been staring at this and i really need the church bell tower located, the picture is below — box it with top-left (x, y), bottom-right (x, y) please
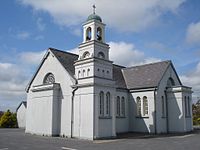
top-left (74, 5), bottom-right (113, 83)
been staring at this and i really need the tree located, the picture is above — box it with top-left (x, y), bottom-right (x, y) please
top-left (0, 111), bottom-right (4, 119)
top-left (193, 100), bottom-right (200, 125)
top-left (0, 110), bottom-right (18, 128)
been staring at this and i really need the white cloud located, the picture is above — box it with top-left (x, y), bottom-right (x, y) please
top-left (186, 21), bottom-right (200, 45)
top-left (19, 50), bottom-right (46, 65)
top-left (69, 41), bottom-right (161, 66)
top-left (17, 31), bottom-right (30, 40)
top-left (108, 41), bottom-right (161, 66)
top-left (36, 17), bottom-right (46, 31)
top-left (18, 0), bottom-right (185, 32)
top-left (0, 50), bottom-right (46, 111)
top-left (180, 62), bottom-right (200, 101)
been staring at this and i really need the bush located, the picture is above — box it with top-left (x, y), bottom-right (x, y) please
top-left (193, 103), bottom-right (200, 126)
top-left (0, 110), bottom-right (18, 128)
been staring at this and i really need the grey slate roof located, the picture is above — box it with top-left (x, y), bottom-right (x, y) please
top-left (50, 48), bottom-right (78, 78)
top-left (122, 61), bottom-right (171, 89)
top-left (49, 48), bottom-right (173, 90)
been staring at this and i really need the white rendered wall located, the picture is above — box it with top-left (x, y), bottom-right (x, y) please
top-left (26, 50), bottom-right (75, 137)
top-left (156, 65), bottom-right (181, 133)
top-left (73, 86), bottom-right (94, 139)
top-left (17, 104), bottom-right (26, 128)
top-left (129, 91), bottom-right (155, 133)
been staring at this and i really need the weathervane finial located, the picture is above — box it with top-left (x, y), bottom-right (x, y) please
top-left (93, 4), bottom-right (96, 14)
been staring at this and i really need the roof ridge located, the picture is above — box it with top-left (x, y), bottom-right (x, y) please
top-left (49, 47), bottom-right (78, 56)
top-left (113, 64), bottom-right (126, 68)
top-left (123, 60), bottom-right (171, 70)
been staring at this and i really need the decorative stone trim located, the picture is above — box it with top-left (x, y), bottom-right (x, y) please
top-left (31, 83), bottom-right (60, 92)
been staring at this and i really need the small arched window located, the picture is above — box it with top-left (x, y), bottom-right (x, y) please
top-left (167, 77), bottom-right (175, 87)
top-left (97, 52), bottom-right (105, 59)
top-left (116, 96), bottom-right (120, 116)
top-left (143, 96), bottom-right (148, 116)
top-left (121, 97), bottom-right (125, 117)
top-left (106, 92), bottom-right (111, 116)
top-left (96, 27), bottom-right (102, 41)
top-left (136, 97), bottom-right (141, 116)
top-left (99, 91), bottom-right (104, 116)
top-left (86, 27), bottom-right (92, 41)
top-left (83, 70), bottom-right (86, 77)
top-left (82, 51), bottom-right (90, 59)
top-left (43, 73), bottom-right (55, 84)
top-left (87, 69), bottom-right (90, 76)
top-left (78, 70), bottom-right (81, 78)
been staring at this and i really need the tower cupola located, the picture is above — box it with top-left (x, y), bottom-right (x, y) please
top-left (82, 5), bottom-right (105, 43)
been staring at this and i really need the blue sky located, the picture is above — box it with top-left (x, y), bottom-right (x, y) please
top-left (0, 0), bottom-right (200, 111)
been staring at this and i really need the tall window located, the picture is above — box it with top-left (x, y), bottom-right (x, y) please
top-left (121, 97), bottom-right (125, 117)
top-left (185, 96), bottom-right (188, 117)
top-left (99, 91), bottom-right (104, 116)
top-left (86, 27), bottom-right (91, 41)
top-left (136, 97), bottom-right (141, 116)
top-left (116, 96), bottom-right (120, 116)
top-left (143, 96), bottom-right (148, 116)
top-left (43, 73), bottom-right (55, 84)
top-left (106, 92), bottom-right (111, 116)
top-left (188, 96), bottom-right (190, 116)
top-left (161, 96), bottom-right (165, 117)
top-left (96, 27), bottom-right (102, 41)
top-left (185, 96), bottom-right (191, 117)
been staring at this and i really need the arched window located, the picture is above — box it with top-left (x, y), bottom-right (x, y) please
top-left (143, 96), bottom-right (148, 116)
top-left (96, 27), bottom-right (102, 41)
top-left (97, 52), bottom-right (105, 59)
top-left (99, 91), bottom-right (104, 116)
top-left (86, 27), bottom-right (91, 41)
top-left (161, 96), bottom-right (165, 117)
top-left (43, 73), bottom-right (55, 84)
top-left (106, 92), bottom-right (111, 116)
top-left (83, 70), bottom-right (86, 77)
top-left (82, 51), bottom-right (90, 59)
top-left (188, 96), bottom-right (190, 116)
top-left (78, 70), bottom-right (81, 78)
top-left (121, 97), bottom-right (125, 117)
top-left (116, 96), bottom-right (120, 116)
top-left (87, 69), bottom-right (90, 76)
top-left (167, 77), bottom-right (175, 87)
top-left (136, 97), bottom-right (141, 116)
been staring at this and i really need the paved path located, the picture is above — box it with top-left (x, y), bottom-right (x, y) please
top-left (0, 129), bottom-right (200, 150)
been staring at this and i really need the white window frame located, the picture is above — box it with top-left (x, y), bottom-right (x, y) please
top-left (136, 96), bottom-right (149, 117)
top-left (99, 91), bottom-right (104, 117)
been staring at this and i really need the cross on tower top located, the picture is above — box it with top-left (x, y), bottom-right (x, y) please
top-left (93, 4), bottom-right (96, 14)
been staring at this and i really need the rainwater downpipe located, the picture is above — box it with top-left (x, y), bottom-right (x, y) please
top-left (71, 82), bottom-right (78, 138)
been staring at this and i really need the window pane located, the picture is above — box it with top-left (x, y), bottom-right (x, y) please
top-left (143, 96), bottom-right (148, 116)
top-left (136, 97), bottom-right (141, 116)
top-left (117, 96), bottom-right (120, 116)
top-left (185, 96), bottom-right (188, 117)
top-left (99, 92), bottom-right (104, 116)
top-left (106, 92), bottom-right (110, 116)
top-left (121, 97), bottom-right (125, 117)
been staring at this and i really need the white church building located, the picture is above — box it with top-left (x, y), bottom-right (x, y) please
top-left (25, 10), bottom-right (193, 140)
